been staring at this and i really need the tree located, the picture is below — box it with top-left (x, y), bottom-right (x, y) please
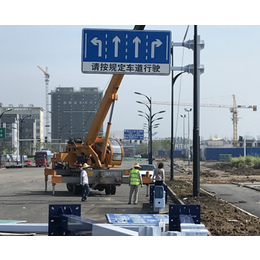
top-left (138, 142), bottom-right (148, 155)
top-left (160, 139), bottom-right (171, 153)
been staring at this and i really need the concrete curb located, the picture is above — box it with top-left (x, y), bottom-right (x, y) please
top-left (200, 186), bottom-right (259, 219)
top-left (164, 182), bottom-right (184, 205)
top-left (232, 181), bottom-right (260, 193)
top-left (165, 181), bottom-right (259, 219)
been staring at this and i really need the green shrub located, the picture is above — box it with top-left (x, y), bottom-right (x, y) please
top-left (230, 155), bottom-right (260, 168)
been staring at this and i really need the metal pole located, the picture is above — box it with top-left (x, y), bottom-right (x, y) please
top-left (180, 115), bottom-right (186, 150)
top-left (170, 70), bottom-right (185, 181)
top-left (183, 115), bottom-right (186, 149)
top-left (0, 116), bottom-right (1, 168)
top-left (187, 111), bottom-right (190, 163)
top-left (149, 97), bottom-right (152, 164)
top-left (170, 46), bottom-right (174, 180)
top-left (244, 136), bottom-right (246, 157)
top-left (193, 25), bottom-right (200, 197)
top-left (185, 108), bottom-right (192, 165)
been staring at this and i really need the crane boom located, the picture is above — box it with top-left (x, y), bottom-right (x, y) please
top-left (146, 95), bottom-right (257, 147)
top-left (84, 74), bottom-right (123, 145)
top-left (37, 66), bottom-right (50, 77)
top-left (148, 100), bottom-right (256, 110)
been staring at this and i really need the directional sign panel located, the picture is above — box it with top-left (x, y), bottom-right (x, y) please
top-left (124, 129), bottom-right (144, 140)
top-left (0, 128), bottom-right (6, 139)
top-left (82, 28), bottom-right (171, 75)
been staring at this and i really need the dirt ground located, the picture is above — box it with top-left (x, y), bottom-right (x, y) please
top-left (165, 160), bottom-right (260, 236)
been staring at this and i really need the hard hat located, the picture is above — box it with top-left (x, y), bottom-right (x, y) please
top-left (82, 163), bottom-right (90, 168)
top-left (133, 163), bottom-right (141, 168)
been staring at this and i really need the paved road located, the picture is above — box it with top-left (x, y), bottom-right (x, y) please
top-left (0, 162), bottom-right (164, 224)
top-left (201, 183), bottom-right (260, 217)
top-left (3, 159), bottom-right (259, 228)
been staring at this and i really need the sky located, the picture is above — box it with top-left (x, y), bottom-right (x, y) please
top-left (1, 1), bottom-right (260, 142)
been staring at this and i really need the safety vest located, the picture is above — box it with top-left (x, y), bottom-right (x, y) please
top-left (130, 169), bottom-right (141, 185)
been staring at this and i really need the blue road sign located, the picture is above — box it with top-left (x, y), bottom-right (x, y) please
top-left (106, 213), bottom-right (169, 224)
top-left (82, 28), bottom-right (171, 75)
top-left (124, 129), bottom-right (144, 140)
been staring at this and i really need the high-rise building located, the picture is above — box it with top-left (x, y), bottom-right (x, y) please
top-left (51, 87), bottom-right (103, 142)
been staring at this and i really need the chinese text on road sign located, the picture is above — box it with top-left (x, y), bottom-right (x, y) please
top-left (124, 129), bottom-right (144, 140)
top-left (82, 29), bottom-right (171, 75)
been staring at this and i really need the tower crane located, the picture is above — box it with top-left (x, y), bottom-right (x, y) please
top-left (38, 66), bottom-right (50, 142)
top-left (144, 94), bottom-right (257, 148)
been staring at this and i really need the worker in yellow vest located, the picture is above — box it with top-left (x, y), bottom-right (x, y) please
top-left (128, 163), bottom-right (143, 204)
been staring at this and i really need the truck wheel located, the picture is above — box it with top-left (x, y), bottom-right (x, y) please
top-left (111, 185), bottom-right (116, 195)
top-left (66, 183), bottom-right (73, 192)
top-left (105, 185), bottom-right (111, 195)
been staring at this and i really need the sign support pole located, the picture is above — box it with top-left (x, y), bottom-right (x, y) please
top-left (193, 25), bottom-right (200, 197)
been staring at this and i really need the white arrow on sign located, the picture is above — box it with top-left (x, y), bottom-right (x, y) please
top-left (151, 39), bottom-right (162, 58)
top-left (91, 37), bottom-right (102, 57)
top-left (133, 36), bottom-right (141, 58)
top-left (113, 36), bottom-right (121, 57)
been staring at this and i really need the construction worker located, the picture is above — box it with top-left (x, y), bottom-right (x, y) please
top-left (80, 163), bottom-right (90, 202)
top-left (152, 162), bottom-right (165, 185)
top-left (128, 163), bottom-right (143, 204)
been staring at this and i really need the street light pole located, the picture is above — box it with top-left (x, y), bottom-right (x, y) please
top-left (0, 108), bottom-right (13, 126)
top-left (170, 67), bottom-right (185, 180)
top-left (137, 107), bottom-right (165, 164)
top-left (135, 92), bottom-right (152, 164)
top-left (135, 92), bottom-right (166, 164)
top-left (149, 97), bottom-right (152, 165)
top-left (184, 108), bottom-right (192, 165)
top-left (180, 115), bottom-right (186, 150)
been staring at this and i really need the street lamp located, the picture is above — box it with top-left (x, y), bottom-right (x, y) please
top-left (135, 92), bottom-right (165, 164)
top-left (184, 108), bottom-right (192, 165)
top-left (0, 108), bottom-right (13, 126)
top-left (152, 116), bottom-right (164, 124)
top-left (135, 92), bottom-right (152, 164)
top-left (153, 123), bottom-right (160, 129)
top-left (151, 110), bottom-right (166, 121)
